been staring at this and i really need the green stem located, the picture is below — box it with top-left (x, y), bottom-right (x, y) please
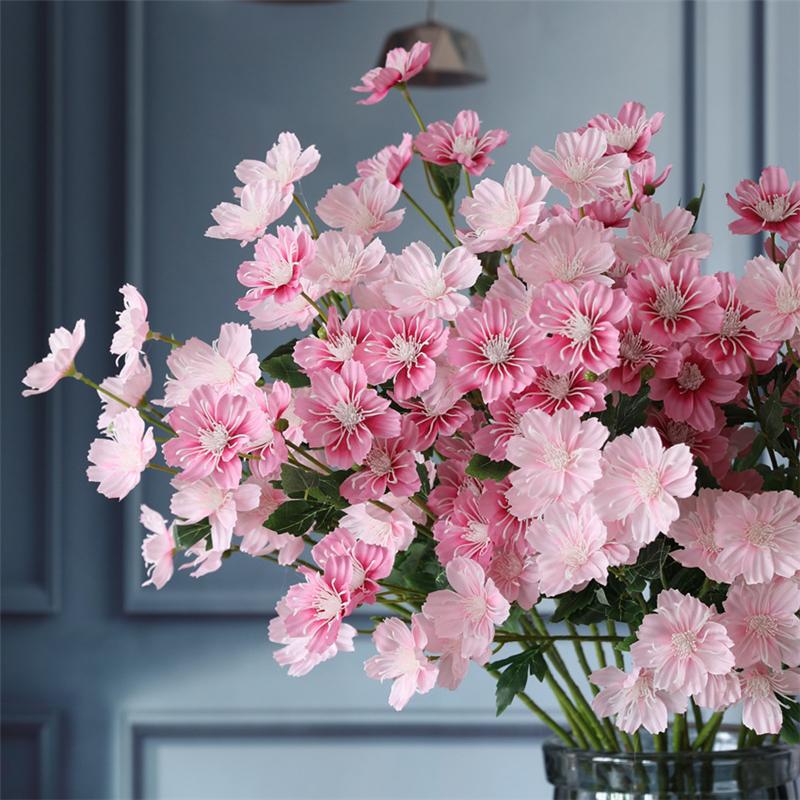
top-left (464, 169), bottom-right (473, 197)
top-left (399, 85), bottom-right (426, 132)
top-left (401, 189), bottom-right (455, 247)
top-left (590, 624), bottom-right (608, 669)
top-left (148, 331), bottom-right (184, 347)
top-left (692, 712), bottom-right (724, 752)
top-left (147, 462), bottom-right (178, 475)
top-left (607, 621), bottom-right (626, 671)
top-left (293, 194), bottom-right (319, 238)
top-left (301, 292), bottom-right (328, 325)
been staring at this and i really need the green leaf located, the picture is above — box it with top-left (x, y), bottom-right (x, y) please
top-left (428, 162), bottom-right (462, 216)
top-left (781, 697), bottom-right (800, 745)
top-left (261, 353), bottom-right (311, 388)
top-left (473, 272), bottom-right (497, 298)
top-left (596, 384), bottom-right (651, 441)
top-left (260, 338), bottom-right (300, 365)
top-left (684, 184), bottom-right (705, 230)
top-left (465, 453), bottom-right (513, 482)
top-left (732, 435), bottom-right (766, 472)
top-left (264, 499), bottom-right (339, 537)
top-left (490, 645), bottom-right (547, 716)
top-left (280, 463), bottom-right (321, 497)
top-left (550, 583), bottom-right (597, 624)
top-left (174, 519), bottom-right (211, 550)
top-left (615, 634), bottom-right (638, 653)
top-left (721, 403), bottom-right (758, 427)
top-left (310, 471), bottom-right (351, 509)
top-left (762, 387), bottom-right (786, 442)
top-left (416, 462), bottom-right (431, 500)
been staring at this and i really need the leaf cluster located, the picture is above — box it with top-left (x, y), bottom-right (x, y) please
top-left (594, 384), bottom-right (651, 441)
top-left (260, 338), bottom-right (311, 388)
top-left (488, 645), bottom-right (547, 716)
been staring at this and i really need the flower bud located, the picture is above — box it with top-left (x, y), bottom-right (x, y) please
top-left (274, 417), bottom-right (290, 432)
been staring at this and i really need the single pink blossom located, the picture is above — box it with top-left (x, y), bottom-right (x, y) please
top-left (339, 499), bottom-right (419, 556)
top-left (520, 366), bottom-right (607, 415)
top-left (434, 490), bottom-right (493, 570)
top-left (352, 42), bottom-right (431, 104)
top-left (736, 252), bottom-right (800, 341)
top-left (22, 319), bottom-right (85, 396)
top-left (316, 177), bottom-right (404, 242)
top-left (390, 389), bottom-right (473, 452)
top-left (486, 537), bottom-right (540, 610)
top-left (247, 276), bottom-right (324, 332)
top-left (294, 307), bottom-right (370, 375)
top-left (587, 102), bottom-right (664, 163)
top-left (303, 231), bottom-right (386, 295)
top-left (140, 505), bottom-right (176, 590)
top-left (472, 396), bottom-right (525, 462)
top-left (110, 284), bottom-right (150, 380)
top-left (356, 133), bottom-right (414, 189)
top-left (96, 356), bottom-right (152, 431)
top-left (206, 179), bottom-right (292, 246)
top-left (234, 132), bottom-right (320, 193)
top-left (727, 166), bottom-right (800, 241)
top-left (86, 407), bottom-right (156, 499)
top-left (693, 671), bottom-right (742, 713)
top-left (739, 664), bottom-right (800, 734)
top-left (630, 155), bottom-right (673, 206)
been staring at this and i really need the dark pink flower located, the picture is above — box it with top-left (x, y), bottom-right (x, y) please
top-left (587, 102), bottom-right (664, 163)
top-left (727, 166), bottom-right (800, 241)
top-left (356, 133), bottom-right (414, 190)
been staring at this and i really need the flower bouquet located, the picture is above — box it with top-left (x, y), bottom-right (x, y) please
top-left (23, 40), bottom-right (800, 771)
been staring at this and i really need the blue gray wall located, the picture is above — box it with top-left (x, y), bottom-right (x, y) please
top-left (2, 2), bottom-right (798, 798)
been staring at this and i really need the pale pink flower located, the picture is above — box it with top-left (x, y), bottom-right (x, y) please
top-left (180, 540), bottom-right (224, 578)
top-left (364, 617), bottom-right (439, 710)
top-left (739, 664), bottom-right (800, 734)
top-left (415, 110), bottom-right (508, 176)
top-left (615, 203), bottom-right (712, 268)
top-left (352, 41), bottom-right (431, 104)
top-left (303, 231), bottom-right (386, 295)
top-left (206, 179), bottom-right (292, 246)
top-left (415, 613), bottom-right (484, 692)
top-left (234, 132), bottom-right (320, 193)
top-left (714, 490), bottom-right (800, 584)
top-left (630, 589), bottom-right (735, 695)
top-left (356, 133), bottom-right (414, 189)
top-left (693, 671), bottom-right (742, 713)
top-left (384, 242), bottom-right (481, 321)
top-left (587, 102), bottom-right (664, 163)
top-left (591, 666), bottom-right (687, 734)
top-left (22, 319), bottom-right (85, 396)
top-left (316, 177), bottom-right (404, 241)
top-left (294, 307), bottom-right (371, 375)
top-left (529, 128), bottom-right (629, 208)
top-left (521, 367), bottom-right (607, 415)
top-left (486, 537), bottom-right (540, 610)
top-left (457, 164), bottom-right (550, 252)
top-left (506, 408), bottom-right (608, 520)
top-left (140, 505), bottom-right (176, 590)
top-left (160, 323), bottom-right (261, 407)
top-left (626, 255), bottom-right (723, 346)
top-left (485, 264), bottom-right (536, 322)
top-left (527, 502), bottom-right (610, 596)
top-left (736, 252), bottom-right (800, 341)
top-left (727, 166), bottom-right (800, 241)
top-left (479, 479), bottom-right (529, 547)
top-left (530, 279), bottom-right (631, 375)
top-left (246, 381), bottom-right (296, 481)
top-left (162, 384), bottom-right (267, 489)
top-left (722, 579), bottom-right (800, 670)
top-left (247, 276), bottom-right (324, 332)
top-left (86, 407), bottom-right (156, 499)
top-left (110, 284), bottom-right (150, 380)
top-left (427, 460), bottom-right (482, 519)
top-left (422, 557), bottom-right (510, 659)
top-left (592, 427), bottom-right (696, 545)
top-left (294, 360), bottom-right (401, 469)
top-left (339, 500), bottom-right (418, 556)
top-left (434, 490), bottom-right (493, 570)
top-left (96, 357), bottom-right (152, 430)
top-left (236, 225), bottom-right (315, 308)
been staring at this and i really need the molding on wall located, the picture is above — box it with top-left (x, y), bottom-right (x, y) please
top-left (1, 711), bottom-right (61, 799)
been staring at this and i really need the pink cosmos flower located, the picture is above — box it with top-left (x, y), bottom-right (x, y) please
top-left (457, 164), bottom-right (550, 253)
top-left (364, 616), bottom-right (439, 711)
top-left (521, 367), bottom-right (607, 415)
top-left (592, 427), bottom-right (696, 545)
top-left (356, 133), bottom-right (414, 189)
top-left (415, 614), bottom-right (490, 692)
top-left (415, 110), bottom-right (509, 176)
top-left (626, 255), bottom-right (724, 346)
top-left (303, 231), bottom-right (386, 295)
top-left (316, 177), bottom-right (404, 242)
top-left (22, 319), bottom-right (85, 396)
top-left (739, 664), bottom-right (800, 734)
top-left (247, 276), bottom-right (324, 332)
top-left (339, 500), bottom-right (418, 556)
top-left (96, 356), bottom-right (152, 431)
top-left (727, 166), bottom-right (800, 241)
top-left (630, 589), bottom-right (735, 696)
top-left (434, 490), bottom-right (493, 570)
top-left (472, 396), bottom-right (525, 462)
top-left (140, 505), bottom-right (176, 590)
top-left (162, 384), bottom-right (267, 489)
top-left (714, 490), bottom-right (800, 584)
top-left (587, 102), bottom-right (664, 163)
top-left (590, 666), bottom-right (687, 734)
top-left (736, 252), bottom-right (800, 341)
top-left (236, 225), bottom-right (316, 308)
top-left (246, 381), bottom-right (296, 481)
top-left (529, 128), bottom-right (630, 208)
top-left (86, 407), bottom-right (156, 499)
top-left (352, 41), bottom-right (431, 104)
top-left (234, 132), bottom-right (320, 193)
top-left (294, 308), bottom-right (371, 375)
top-left (616, 203), bottom-right (713, 268)
top-left (448, 296), bottom-right (542, 404)
top-left (529, 279), bottom-right (631, 375)
top-left (693, 671), bottom-right (742, 713)
top-left (110, 285), bottom-right (150, 380)
top-left (390, 388), bottom-right (473, 452)
top-left (527, 502), bottom-right (610, 596)
top-left (294, 360), bottom-right (401, 469)
top-left (384, 242), bottom-right (482, 321)
top-left (648, 406), bottom-right (730, 477)
top-left (487, 537), bottom-right (540, 610)
top-left (506, 408), bottom-right (608, 520)
top-left (422, 557), bottom-right (510, 660)
top-left (206, 179), bottom-right (292, 246)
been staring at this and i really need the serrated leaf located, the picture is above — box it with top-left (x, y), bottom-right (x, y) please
top-left (762, 387), bottom-right (786, 442)
top-left (491, 645), bottom-right (546, 716)
top-left (265, 499), bottom-right (339, 537)
top-left (473, 273), bottom-right (497, 298)
top-left (615, 634), bottom-right (638, 653)
top-left (465, 453), bottom-right (514, 482)
top-left (428, 162), bottom-right (462, 216)
top-left (280, 463), bottom-right (320, 498)
top-left (261, 353), bottom-right (311, 388)
top-left (260, 338), bottom-right (300, 366)
top-left (174, 519), bottom-right (211, 550)
top-left (550, 583), bottom-right (597, 623)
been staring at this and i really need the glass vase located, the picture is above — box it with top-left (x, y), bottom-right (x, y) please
top-left (543, 732), bottom-right (800, 799)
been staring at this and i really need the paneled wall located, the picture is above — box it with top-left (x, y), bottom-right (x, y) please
top-left (2, 2), bottom-right (798, 798)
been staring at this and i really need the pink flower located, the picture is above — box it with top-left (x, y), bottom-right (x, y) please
top-left (722, 580), bottom-right (800, 670)
top-left (205, 179), bottom-right (292, 246)
top-left (520, 367), bottom-right (607, 415)
top-left (364, 617), bottom-right (439, 710)
top-left (234, 132), bottom-right (320, 193)
top-left (626, 255), bottom-right (723, 346)
top-left (294, 308), bottom-right (368, 375)
top-left (162, 384), bottom-right (267, 489)
top-left (390, 389), bottom-right (473, 452)
top-left (530, 279), bottom-right (631, 375)
top-left (139, 505), bottom-right (176, 590)
top-left (247, 276), bottom-right (325, 332)
top-left (587, 102), bottom-right (664, 163)
top-left (506, 408), bottom-right (608, 519)
top-left (630, 589), bottom-right (735, 695)
top-left (727, 166), bottom-right (800, 241)
top-left (422, 557), bottom-right (510, 659)
top-left (434, 490), bottom-right (493, 570)
top-left (736, 252), bottom-right (800, 341)
top-left (236, 225), bottom-right (316, 308)
top-left (693, 671), bottom-right (741, 713)
top-left (739, 664), bottom-right (800, 734)
top-left (415, 110), bottom-right (508, 176)
top-left (593, 427), bottom-right (696, 545)
top-left (110, 285), bottom-right (150, 380)
top-left (356, 133), bottom-right (414, 189)
top-left (315, 178), bottom-right (404, 242)
top-left (384, 242), bottom-right (481, 321)
top-left (303, 231), bottom-right (386, 295)
top-left (96, 356), bottom-right (152, 430)
top-left (714, 490), bottom-right (800, 584)
top-left (486, 537), bottom-right (540, 610)
top-left (527, 502), bottom-right (610, 596)
top-left (529, 128), bottom-right (629, 208)
top-left (22, 319), bottom-right (85, 396)
top-left (352, 41), bottom-right (431, 104)
top-left (339, 500), bottom-right (418, 556)
top-left (233, 477), bottom-right (300, 564)
top-left (294, 360), bottom-right (401, 469)
top-left (86, 408), bottom-right (156, 499)
top-left (591, 666), bottom-right (687, 734)
top-left (472, 396), bottom-right (525, 462)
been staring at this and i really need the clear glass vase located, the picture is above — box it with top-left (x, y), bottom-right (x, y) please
top-left (543, 732), bottom-right (800, 799)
